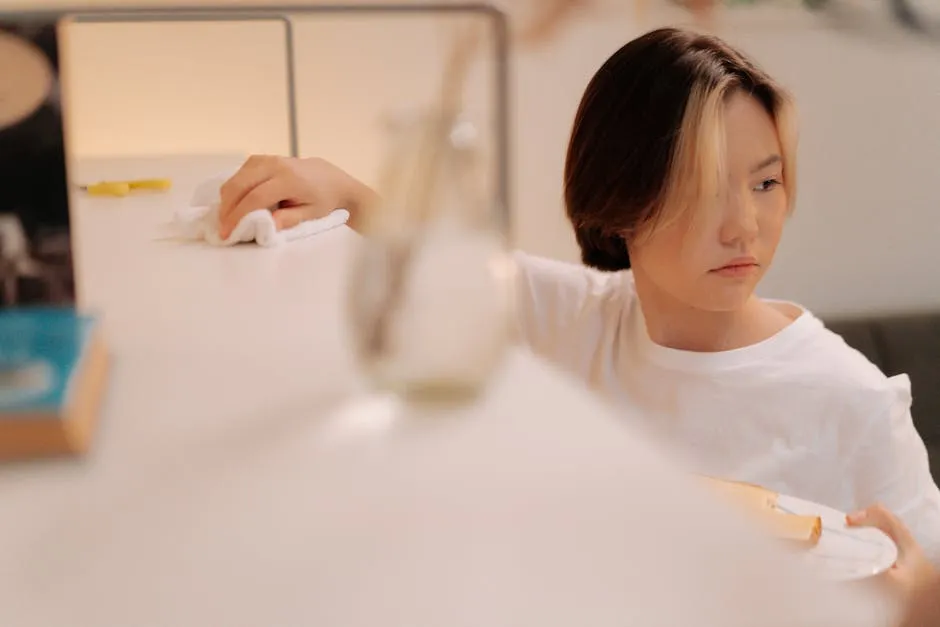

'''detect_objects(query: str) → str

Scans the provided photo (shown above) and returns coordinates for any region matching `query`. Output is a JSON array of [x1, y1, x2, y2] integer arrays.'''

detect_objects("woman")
[[216, 27, 940, 593], [902, 573, 940, 626]]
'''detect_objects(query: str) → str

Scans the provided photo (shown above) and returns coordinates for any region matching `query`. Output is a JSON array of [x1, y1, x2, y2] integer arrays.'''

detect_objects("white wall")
[[62, 20, 293, 157], [6, 0, 939, 316]]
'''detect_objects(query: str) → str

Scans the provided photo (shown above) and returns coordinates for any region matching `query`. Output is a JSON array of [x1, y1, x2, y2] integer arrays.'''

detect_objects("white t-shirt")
[[514, 251, 940, 564]]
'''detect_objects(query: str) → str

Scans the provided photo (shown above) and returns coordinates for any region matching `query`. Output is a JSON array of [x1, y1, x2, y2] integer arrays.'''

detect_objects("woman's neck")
[[632, 272, 792, 353]]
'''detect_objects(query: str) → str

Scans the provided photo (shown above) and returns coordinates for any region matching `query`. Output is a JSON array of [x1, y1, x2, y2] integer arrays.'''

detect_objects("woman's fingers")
[[217, 154, 349, 236], [218, 156, 277, 222], [852, 506, 938, 600], [219, 155, 314, 236], [847, 504, 918, 554], [845, 504, 938, 596], [272, 207, 306, 231], [219, 178, 293, 239]]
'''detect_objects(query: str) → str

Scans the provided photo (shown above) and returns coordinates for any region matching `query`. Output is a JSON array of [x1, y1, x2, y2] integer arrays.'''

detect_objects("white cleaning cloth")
[[174, 173, 350, 247]]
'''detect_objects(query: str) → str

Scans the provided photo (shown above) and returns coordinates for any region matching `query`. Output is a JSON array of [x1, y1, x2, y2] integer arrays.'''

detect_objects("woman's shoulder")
[[776, 302, 911, 409], [512, 250, 635, 302], [511, 250, 637, 359]]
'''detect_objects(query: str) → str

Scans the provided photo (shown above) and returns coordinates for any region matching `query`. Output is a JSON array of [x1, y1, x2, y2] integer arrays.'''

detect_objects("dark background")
[[0, 19, 74, 307]]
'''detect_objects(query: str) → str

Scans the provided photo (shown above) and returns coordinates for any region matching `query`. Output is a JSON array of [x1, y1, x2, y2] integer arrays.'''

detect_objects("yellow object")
[[82, 178, 172, 197], [128, 178, 173, 191], [698, 476, 823, 548], [84, 181, 130, 197]]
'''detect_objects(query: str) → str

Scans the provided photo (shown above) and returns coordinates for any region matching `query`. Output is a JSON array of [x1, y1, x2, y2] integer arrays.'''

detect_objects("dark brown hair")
[[564, 27, 797, 271]]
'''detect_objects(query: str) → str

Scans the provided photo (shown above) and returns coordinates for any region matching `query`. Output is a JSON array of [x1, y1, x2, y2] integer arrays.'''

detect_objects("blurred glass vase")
[[346, 113, 515, 402]]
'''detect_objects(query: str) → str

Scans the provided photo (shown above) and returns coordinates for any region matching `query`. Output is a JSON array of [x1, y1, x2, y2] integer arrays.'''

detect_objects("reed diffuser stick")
[[406, 20, 484, 224], [406, 0, 588, 225]]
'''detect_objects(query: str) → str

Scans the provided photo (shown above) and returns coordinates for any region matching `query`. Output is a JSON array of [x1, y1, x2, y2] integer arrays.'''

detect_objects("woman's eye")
[[753, 178, 781, 193]]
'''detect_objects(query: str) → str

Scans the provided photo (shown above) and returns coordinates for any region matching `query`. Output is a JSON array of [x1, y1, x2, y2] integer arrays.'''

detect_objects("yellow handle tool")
[[81, 178, 172, 197]]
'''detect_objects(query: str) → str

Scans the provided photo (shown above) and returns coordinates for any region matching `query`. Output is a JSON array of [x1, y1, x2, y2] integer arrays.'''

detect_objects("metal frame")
[[2, 4, 512, 230]]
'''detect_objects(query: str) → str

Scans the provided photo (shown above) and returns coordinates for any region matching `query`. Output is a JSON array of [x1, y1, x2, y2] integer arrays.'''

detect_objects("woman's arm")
[[513, 250, 631, 369]]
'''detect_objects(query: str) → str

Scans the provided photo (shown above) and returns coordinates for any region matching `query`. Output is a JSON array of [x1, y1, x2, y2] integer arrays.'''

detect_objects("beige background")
[[3, 0, 939, 316]]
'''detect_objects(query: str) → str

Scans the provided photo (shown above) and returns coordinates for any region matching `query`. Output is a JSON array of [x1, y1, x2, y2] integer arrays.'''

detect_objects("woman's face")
[[629, 91, 789, 312]]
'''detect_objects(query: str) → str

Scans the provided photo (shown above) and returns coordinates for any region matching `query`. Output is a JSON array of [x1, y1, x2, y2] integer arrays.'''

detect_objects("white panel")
[[61, 20, 291, 158]]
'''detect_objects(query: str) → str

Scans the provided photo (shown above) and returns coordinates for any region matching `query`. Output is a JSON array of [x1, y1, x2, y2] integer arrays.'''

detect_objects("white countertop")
[[0, 156, 895, 627]]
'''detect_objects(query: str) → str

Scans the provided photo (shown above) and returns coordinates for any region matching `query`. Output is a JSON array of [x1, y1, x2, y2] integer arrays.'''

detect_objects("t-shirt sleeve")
[[511, 251, 626, 361], [849, 374, 940, 566]]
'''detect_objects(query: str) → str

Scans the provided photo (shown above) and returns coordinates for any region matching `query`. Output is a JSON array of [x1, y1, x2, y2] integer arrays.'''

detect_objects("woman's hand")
[[217, 155, 376, 239], [900, 572, 940, 626], [847, 504, 937, 597]]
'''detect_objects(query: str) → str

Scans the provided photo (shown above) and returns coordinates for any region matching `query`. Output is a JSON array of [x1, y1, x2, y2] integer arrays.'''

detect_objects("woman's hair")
[[564, 27, 797, 271]]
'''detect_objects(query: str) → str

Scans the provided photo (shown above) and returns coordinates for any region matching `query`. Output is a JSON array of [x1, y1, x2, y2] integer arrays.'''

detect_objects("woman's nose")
[[719, 190, 759, 246]]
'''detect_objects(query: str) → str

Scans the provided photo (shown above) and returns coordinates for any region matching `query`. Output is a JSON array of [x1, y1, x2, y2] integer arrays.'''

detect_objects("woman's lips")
[[710, 262, 760, 278]]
